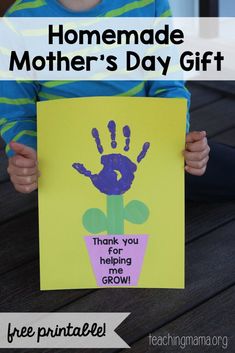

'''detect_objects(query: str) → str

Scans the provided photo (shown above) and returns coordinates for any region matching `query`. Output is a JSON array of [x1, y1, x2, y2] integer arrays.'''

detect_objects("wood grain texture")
[[0, 150, 8, 182], [197, 81, 235, 96], [16, 220, 235, 353], [187, 83, 225, 112], [0, 210, 38, 275], [190, 97, 235, 139], [0, 182, 37, 224], [121, 285, 235, 352], [211, 127, 235, 147]]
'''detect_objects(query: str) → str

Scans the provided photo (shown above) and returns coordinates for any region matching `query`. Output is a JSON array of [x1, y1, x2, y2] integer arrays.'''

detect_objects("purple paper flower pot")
[[84, 234, 149, 287]]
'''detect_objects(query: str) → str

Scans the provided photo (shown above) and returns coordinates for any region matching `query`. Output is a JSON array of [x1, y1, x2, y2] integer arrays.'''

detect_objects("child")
[[0, 0, 210, 194]]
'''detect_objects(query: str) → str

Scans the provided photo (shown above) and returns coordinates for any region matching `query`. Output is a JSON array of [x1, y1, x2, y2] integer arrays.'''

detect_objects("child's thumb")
[[10, 141, 37, 160]]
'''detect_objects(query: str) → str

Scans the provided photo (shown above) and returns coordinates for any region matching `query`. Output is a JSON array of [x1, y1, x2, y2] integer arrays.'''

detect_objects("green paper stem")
[[106, 195, 124, 235]]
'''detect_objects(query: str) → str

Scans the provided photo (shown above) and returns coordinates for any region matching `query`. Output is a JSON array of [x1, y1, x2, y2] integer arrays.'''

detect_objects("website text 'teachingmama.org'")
[[148, 333, 229, 350]]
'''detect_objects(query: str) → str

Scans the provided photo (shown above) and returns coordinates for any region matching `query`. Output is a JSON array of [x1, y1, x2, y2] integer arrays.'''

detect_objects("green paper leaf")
[[124, 200, 149, 224], [83, 208, 107, 234]]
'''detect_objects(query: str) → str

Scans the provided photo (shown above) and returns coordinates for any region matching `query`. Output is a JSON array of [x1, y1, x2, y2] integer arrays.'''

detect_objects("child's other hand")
[[184, 131, 210, 176], [7, 142, 39, 193]]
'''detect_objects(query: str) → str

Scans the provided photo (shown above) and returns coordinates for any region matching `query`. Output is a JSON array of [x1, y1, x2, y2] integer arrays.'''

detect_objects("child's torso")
[[7, 0, 159, 18], [6, 0, 171, 100]]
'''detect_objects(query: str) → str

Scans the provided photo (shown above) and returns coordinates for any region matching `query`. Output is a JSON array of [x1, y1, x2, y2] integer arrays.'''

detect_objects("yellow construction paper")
[[37, 97, 187, 290]]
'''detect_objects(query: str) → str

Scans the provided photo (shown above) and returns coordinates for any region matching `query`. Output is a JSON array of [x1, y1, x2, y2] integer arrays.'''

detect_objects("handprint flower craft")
[[72, 120, 150, 195], [72, 120, 150, 235]]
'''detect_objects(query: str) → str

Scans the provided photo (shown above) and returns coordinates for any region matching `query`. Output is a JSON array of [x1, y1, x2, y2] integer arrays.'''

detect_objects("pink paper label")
[[84, 234, 148, 287]]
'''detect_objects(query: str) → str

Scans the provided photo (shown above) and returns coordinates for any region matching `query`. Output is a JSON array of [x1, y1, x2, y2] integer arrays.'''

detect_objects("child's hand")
[[184, 131, 210, 176], [7, 141, 39, 193]]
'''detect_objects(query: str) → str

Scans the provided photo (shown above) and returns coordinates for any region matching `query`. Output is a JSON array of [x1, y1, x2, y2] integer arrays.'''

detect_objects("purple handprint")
[[72, 121, 150, 195]]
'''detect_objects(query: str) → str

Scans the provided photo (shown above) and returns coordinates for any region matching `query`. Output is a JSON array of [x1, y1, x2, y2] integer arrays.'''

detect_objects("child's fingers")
[[10, 174, 38, 186], [184, 148, 209, 161], [186, 131, 206, 143], [14, 182, 38, 194], [185, 156, 209, 169], [186, 138, 209, 152], [10, 141, 37, 161], [185, 165, 207, 176], [10, 155, 36, 168], [7, 165, 38, 177]]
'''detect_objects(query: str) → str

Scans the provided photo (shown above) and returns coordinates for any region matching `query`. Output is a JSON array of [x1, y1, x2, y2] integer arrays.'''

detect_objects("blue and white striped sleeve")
[[0, 81, 38, 157], [147, 0, 191, 132]]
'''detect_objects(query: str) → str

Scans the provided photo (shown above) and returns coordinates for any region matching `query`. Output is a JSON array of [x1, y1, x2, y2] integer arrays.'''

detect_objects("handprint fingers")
[[108, 120, 117, 148], [123, 125, 131, 151], [92, 128, 104, 154], [137, 142, 150, 163], [72, 163, 93, 178]]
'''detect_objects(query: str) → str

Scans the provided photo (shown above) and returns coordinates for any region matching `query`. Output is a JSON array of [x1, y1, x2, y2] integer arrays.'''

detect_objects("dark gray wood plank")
[[210, 127, 235, 147], [0, 182, 37, 224], [34, 220, 235, 353], [190, 97, 235, 138], [187, 83, 225, 111], [0, 150, 8, 183], [0, 210, 38, 275], [0, 206, 95, 313], [0, 260, 94, 312], [197, 81, 235, 96], [122, 285, 235, 352], [186, 201, 235, 242]]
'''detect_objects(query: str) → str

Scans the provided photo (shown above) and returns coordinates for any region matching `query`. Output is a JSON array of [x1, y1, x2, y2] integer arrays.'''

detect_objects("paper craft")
[[37, 97, 187, 290]]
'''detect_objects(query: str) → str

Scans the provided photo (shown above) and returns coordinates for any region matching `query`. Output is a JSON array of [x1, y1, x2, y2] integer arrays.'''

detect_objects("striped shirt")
[[0, 0, 191, 157]]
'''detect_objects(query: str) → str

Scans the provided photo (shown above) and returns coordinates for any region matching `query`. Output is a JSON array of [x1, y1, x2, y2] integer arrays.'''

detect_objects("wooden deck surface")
[[0, 82, 234, 352]]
